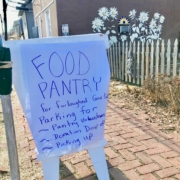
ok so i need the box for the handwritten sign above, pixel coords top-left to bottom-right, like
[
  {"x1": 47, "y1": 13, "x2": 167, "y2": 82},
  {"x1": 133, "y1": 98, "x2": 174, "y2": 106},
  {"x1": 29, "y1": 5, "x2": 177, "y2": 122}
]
[
  {"x1": 19, "y1": 40, "x2": 110, "y2": 157},
  {"x1": 5, "y1": 34, "x2": 109, "y2": 115}
]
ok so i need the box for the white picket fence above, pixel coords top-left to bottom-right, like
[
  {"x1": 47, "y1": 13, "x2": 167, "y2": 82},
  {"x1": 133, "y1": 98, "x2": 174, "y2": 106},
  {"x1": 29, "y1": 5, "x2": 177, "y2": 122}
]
[{"x1": 107, "y1": 39, "x2": 179, "y2": 85}]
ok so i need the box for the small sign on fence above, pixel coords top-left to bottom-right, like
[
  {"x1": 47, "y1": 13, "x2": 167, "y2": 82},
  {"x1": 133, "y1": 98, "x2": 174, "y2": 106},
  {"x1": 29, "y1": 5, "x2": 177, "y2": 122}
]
[
  {"x1": 5, "y1": 34, "x2": 110, "y2": 180},
  {"x1": 62, "y1": 24, "x2": 69, "y2": 36}
]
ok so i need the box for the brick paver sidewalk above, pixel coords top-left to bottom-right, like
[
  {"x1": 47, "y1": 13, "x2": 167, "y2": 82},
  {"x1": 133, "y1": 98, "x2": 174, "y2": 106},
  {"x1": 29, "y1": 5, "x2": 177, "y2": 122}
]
[{"x1": 11, "y1": 92, "x2": 180, "y2": 180}]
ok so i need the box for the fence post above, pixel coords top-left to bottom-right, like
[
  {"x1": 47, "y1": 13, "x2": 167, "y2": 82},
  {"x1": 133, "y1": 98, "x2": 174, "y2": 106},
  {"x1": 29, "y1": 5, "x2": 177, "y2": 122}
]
[
  {"x1": 150, "y1": 41, "x2": 154, "y2": 76},
  {"x1": 107, "y1": 48, "x2": 111, "y2": 74},
  {"x1": 167, "y1": 39, "x2": 171, "y2": 75},
  {"x1": 118, "y1": 41, "x2": 121, "y2": 80},
  {"x1": 156, "y1": 40, "x2": 160, "y2": 77},
  {"x1": 145, "y1": 41, "x2": 149, "y2": 79},
  {"x1": 122, "y1": 41, "x2": 125, "y2": 81},
  {"x1": 133, "y1": 41, "x2": 136, "y2": 84},
  {"x1": 115, "y1": 42, "x2": 118, "y2": 79},
  {"x1": 113, "y1": 43, "x2": 116, "y2": 78},
  {"x1": 141, "y1": 41, "x2": 145, "y2": 85},
  {"x1": 161, "y1": 40, "x2": 165, "y2": 74},
  {"x1": 125, "y1": 41, "x2": 128, "y2": 82},
  {"x1": 173, "y1": 39, "x2": 178, "y2": 77},
  {"x1": 129, "y1": 42, "x2": 132, "y2": 83},
  {"x1": 110, "y1": 45, "x2": 113, "y2": 78},
  {"x1": 137, "y1": 41, "x2": 140, "y2": 85}
]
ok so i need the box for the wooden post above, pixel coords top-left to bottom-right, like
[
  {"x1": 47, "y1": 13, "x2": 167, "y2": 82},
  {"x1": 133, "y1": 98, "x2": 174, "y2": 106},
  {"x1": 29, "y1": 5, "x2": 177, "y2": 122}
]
[
  {"x1": 111, "y1": 44, "x2": 115, "y2": 78},
  {"x1": 141, "y1": 41, "x2": 145, "y2": 85},
  {"x1": 161, "y1": 40, "x2": 165, "y2": 74},
  {"x1": 137, "y1": 41, "x2": 140, "y2": 85},
  {"x1": 115, "y1": 43, "x2": 118, "y2": 79},
  {"x1": 109, "y1": 46, "x2": 112, "y2": 78},
  {"x1": 110, "y1": 45, "x2": 113, "y2": 78},
  {"x1": 118, "y1": 41, "x2": 121, "y2": 80},
  {"x1": 122, "y1": 41, "x2": 125, "y2": 81},
  {"x1": 107, "y1": 48, "x2": 111, "y2": 77},
  {"x1": 150, "y1": 41, "x2": 154, "y2": 76},
  {"x1": 173, "y1": 39, "x2": 178, "y2": 77},
  {"x1": 114, "y1": 43, "x2": 117, "y2": 79},
  {"x1": 167, "y1": 39, "x2": 171, "y2": 75},
  {"x1": 155, "y1": 40, "x2": 160, "y2": 77},
  {"x1": 128, "y1": 42, "x2": 132, "y2": 83},
  {"x1": 145, "y1": 41, "x2": 149, "y2": 79},
  {"x1": 125, "y1": 41, "x2": 128, "y2": 82},
  {"x1": 133, "y1": 41, "x2": 136, "y2": 84}
]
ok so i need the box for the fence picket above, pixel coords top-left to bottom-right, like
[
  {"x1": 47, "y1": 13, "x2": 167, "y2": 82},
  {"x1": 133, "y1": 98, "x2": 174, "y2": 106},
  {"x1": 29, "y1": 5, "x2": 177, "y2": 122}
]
[
  {"x1": 107, "y1": 48, "x2": 110, "y2": 74},
  {"x1": 156, "y1": 40, "x2": 160, "y2": 77},
  {"x1": 150, "y1": 41, "x2": 154, "y2": 76},
  {"x1": 167, "y1": 39, "x2": 171, "y2": 75},
  {"x1": 173, "y1": 39, "x2": 178, "y2": 77},
  {"x1": 125, "y1": 41, "x2": 128, "y2": 82},
  {"x1": 129, "y1": 42, "x2": 132, "y2": 83},
  {"x1": 115, "y1": 42, "x2": 118, "y2": 79},
  {"x1": 145, "y1": 41, "x2": 149, "y2": 79},
  {"x1": 114, "y1": 43, "x2": 117, "y2": 78},
  {"x1": 136, "y1": 41, "x2": 140, "y2": 84},
  {"x1": 115, "y1": 43, "x2": 117, "y2": 78},
  {"x1": 109, "y1": 47, "x2": 113, "y2": 77},
  {"x1": 122, "y1": 41, "x2": 125, "y2": 81},
  {"x1": 118, "y1": 41, "x2": 121, "y2": 79},
  {"x1": 133, "y1": 41, "x2": 136, "y2": 84},
  {"x1": 141, "y1": 41, "x2": 145, "y2": 85},
  {"x1": 137, "y1": 41, "x2": 140, "y2": 85},
  {"x1": 113, "y1": 44, "x2": 116, "y2": 77},
  {"x1": 112, "y1": 44, "x2": 115, "y2": 77},
  {"x1": 161, "y1": 40, "x2": 165, "y2": 74}
]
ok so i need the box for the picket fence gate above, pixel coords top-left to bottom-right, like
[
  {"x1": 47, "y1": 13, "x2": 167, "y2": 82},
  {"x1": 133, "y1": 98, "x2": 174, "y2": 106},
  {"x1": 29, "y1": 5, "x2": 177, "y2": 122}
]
[{"x1": 107, "y1": 39, "x2": 179, "y2": 85}]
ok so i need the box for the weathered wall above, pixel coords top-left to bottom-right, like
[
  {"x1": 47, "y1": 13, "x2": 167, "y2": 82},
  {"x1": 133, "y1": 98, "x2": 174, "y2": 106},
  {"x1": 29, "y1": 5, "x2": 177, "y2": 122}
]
[
  {"x1": 56, "y1": 0, "x2": 180, "y2": 40},
  {"x1": 33, "y1": 0, "x2": 41, "y2": 17},
  {"x1": 33, "y1": 0, "x2": 58, "y2": 37}
]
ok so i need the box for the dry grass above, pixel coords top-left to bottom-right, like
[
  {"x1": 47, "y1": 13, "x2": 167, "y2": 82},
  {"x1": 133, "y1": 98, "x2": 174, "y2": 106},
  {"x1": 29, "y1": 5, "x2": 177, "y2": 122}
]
[{"x1": 142, "y1": 74, "x2": 180, "y2": 114}]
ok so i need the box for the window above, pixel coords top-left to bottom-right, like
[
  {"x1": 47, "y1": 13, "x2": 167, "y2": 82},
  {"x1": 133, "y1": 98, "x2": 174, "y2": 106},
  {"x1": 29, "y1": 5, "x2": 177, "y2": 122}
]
[{"x1": 45, "y1": 10, "x2": 52, "y2": 37}]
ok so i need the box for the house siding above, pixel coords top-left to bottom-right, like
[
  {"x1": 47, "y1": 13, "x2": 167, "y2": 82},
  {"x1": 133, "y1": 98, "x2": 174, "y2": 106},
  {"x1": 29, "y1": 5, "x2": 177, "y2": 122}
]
[
  {"x1": 33, "y1": 0, "x2": 58, "y2": 37},
  {"x1": 56, "y1": 0, "x2": 180, "y2": 40}
]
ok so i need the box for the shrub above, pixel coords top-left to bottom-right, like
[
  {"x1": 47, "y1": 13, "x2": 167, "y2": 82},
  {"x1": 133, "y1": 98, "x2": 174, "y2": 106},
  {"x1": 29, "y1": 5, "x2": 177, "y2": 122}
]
[{"x1": 142, "y1": 74, "x2": 180, "y2": 114}]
